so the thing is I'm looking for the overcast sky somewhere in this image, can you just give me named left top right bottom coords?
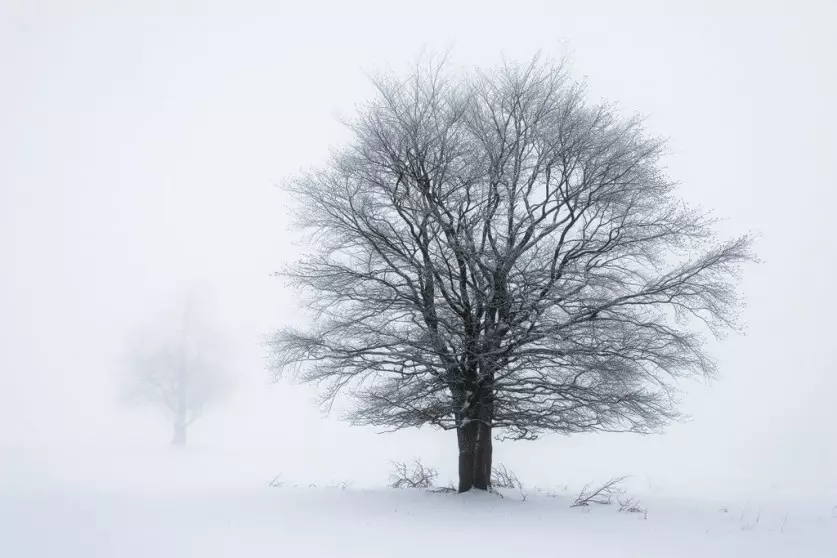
left=1, top=0, right=835, bottom=497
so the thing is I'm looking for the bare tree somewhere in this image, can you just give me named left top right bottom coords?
left=122, top=298, right=230, bottom=445
left=268, top=54, right=755, bottom=492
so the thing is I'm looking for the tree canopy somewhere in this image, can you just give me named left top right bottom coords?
left=269, top=56, right=754, bottom=491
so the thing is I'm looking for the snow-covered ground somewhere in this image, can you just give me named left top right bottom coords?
left=2, top=444, right=835, bottom=557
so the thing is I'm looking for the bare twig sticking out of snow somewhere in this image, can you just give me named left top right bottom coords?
left=740, top=507, right=763, bottom=531
left=268, top=473, right=283, bottom=488
left=428, top=481, right=458, bottom=494
left=389, top=459, right=438, bottom=489
left=571, top=476, right=629, bottom=507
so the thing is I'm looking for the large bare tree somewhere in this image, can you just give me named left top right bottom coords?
left=269, top=56, right=754, bottom=492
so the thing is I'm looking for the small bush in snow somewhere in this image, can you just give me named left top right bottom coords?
left=389, top=459, right=438, bottom=489
left=491, top=464, right=522, bottom=489
left=571, top=476, right=628, bottom=507
left=618, top=496, right=646, bottom=515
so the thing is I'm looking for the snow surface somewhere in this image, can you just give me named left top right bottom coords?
left=1, top=445, right=835, bottom=557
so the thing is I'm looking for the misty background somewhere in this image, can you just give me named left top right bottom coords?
left=1, top=0, right=835, bottom=498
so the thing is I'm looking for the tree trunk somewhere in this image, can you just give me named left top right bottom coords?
left=473, top=422, right=492, bottom=490
left=457, top=423, right=493, bottom=492
left=457, top=420, right=478, bottom=492
left=171, top=420, right=186, bottom=445
left=456, top=380, right=495, bottom=492
left=472, top=379, right=495, bottom=490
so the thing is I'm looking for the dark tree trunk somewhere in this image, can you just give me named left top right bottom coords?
left=457, top=386, right=494, bottom=492
left=473, top=376, right=495, bottom=490
left=473, top=422, right=492, bottom=490
left=457, top=420, right=478, bottom=492
left=457, top=423, right=493, bottom=492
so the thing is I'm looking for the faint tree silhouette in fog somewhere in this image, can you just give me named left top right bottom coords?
left=121, top=297, right=231, bottom=445
left=269, top=54, right=755, bottom=492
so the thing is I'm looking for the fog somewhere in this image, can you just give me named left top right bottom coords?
left=1, top=0, right=835, bottom=499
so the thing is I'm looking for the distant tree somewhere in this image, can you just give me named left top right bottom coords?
left=122, top=298, right=230, bottom=445
left=268, top=55, right=755, bottom=492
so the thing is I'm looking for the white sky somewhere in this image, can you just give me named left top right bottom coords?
left=1, top=0, right=835, bottom=497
